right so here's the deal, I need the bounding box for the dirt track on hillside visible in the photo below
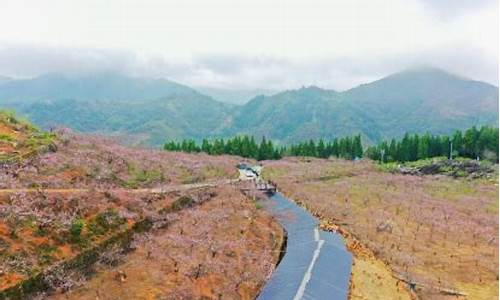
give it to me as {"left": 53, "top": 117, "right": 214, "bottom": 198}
{"left": 0, "top": 179, "right": 239, "bottom": 195}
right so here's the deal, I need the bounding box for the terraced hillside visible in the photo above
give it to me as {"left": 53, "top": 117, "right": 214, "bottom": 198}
{"left": 0, "top": 112, "right": 284, "bottom": 299}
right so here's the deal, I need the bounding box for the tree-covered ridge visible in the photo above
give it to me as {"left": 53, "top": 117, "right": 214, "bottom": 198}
{"left": 226, "top": 68, "right": 498, "bottom": 144}
{"left": 0, "top": 68, "right": 497, "bottom": 146}
{"left": 164, "top": 126, "right": 498, "bottom": 163}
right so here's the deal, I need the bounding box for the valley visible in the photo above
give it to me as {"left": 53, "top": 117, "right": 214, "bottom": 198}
{"left": 0, "top": 68, "right": 497, "bottom": 146}
{"left": 0, "top": 67, "right": 498, "bottom": 300}
{"left": 0, "top": 0, "right": 498, "bottom": 299}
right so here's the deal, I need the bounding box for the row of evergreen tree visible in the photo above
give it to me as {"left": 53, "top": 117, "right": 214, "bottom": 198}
{"left": 163, "top": 136, "right": 282, "bottom": 160}
{"left": 365, "top": 126, "right": 498, "bottom": 162}
{"left": 163, "top": 126, "right": 498, "bottom": 162}
{"left": 164, "top": 134, "right": 363, "bottom": 161}
{"left": 287, "top": 135, "right": 363, "bottom": 159}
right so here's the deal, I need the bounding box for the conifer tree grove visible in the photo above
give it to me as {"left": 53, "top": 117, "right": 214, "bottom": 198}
{"left": 164, "top": 126, "right": 498, "bottom": 162}
{"left": 364, "top": 126, "right": 498, "bottom": 163}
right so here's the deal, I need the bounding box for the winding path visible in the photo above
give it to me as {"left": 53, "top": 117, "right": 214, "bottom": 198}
{"left": 258, "top": 192, "right": 353, "bottom": 300}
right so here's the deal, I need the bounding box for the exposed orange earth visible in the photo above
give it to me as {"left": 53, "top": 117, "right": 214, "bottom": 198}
{"left": 49, "top": 186, "right": 284, "bottom": 300}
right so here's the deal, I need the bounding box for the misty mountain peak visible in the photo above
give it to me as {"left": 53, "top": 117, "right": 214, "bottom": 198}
{"left": 0, "top": 67, "right": 496, "bottom": 145}
{"left": 393, "top": 66, "right": 467, "bottom": 81}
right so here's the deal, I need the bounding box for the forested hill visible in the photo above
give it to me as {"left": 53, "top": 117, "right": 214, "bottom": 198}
{"left": 227, "top": 68, "right": 498, "bottom": 144}
{"left": 0, "top": 72, "right": 198, "bottom": 103}
{"left": 0, "top": 72, "right": 232, "bottom": 145}
{"left": 0, "top": 68, "right": 497, "bottom": 146}
{"left": 342, "top": 68, "right": 499, "bottom": 140}
{"left": 224, "top": 86, "right": 381, "bottom": 143}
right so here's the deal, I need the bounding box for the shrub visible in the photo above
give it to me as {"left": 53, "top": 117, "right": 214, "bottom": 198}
{"left": 88, "top": 210, "right": 126, "bottom": 236}
{"left": 70, "top": 219, "right": 85, "bottom": 242}
{"left": 171, "top": 196, "right": 195, "bottom": 212}
{"left": 0, "top": 134, "right": 15, "bottom": 141}
{"left": 36, "top": 244, "right": 57, "bottom": 265}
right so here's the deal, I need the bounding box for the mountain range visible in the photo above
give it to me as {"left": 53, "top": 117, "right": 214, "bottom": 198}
{"left": 0, "top": 68, "right": 497, "bottom": 146}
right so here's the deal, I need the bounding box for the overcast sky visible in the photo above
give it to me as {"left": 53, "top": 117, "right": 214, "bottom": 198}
{"left": 0, "top": 0, "right": 497, "bottom": 90}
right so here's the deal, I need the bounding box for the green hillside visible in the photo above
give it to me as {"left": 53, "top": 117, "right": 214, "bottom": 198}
{"left": 228, "top": 67, "right": 498, "bottom": 144}
{"left": 21, "top": 96, "right": 230, "bottom": 146}
{"left": 0, "top": 68, "right": 497, "bottom": 146}
{"left": 343, "top": 67, "right": 499, "bottom": 139}
{"left": 0, "top": 73, "right": 231, "bottom": 145}
{"left": 225, "top": 86, "right": 382, "bottom": 143}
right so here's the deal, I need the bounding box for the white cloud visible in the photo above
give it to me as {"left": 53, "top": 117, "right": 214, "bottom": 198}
{"left": 0, "top": 0, "right": 497, "bottom": 89}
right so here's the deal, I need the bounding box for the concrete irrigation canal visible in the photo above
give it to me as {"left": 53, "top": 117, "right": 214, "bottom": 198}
{"left": 257, "top": 192, "right": 353, "bottom": 300}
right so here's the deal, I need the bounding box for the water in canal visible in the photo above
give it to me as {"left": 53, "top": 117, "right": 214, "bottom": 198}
{"left": 258, "top": 192, "right": 353, "bottom": 300}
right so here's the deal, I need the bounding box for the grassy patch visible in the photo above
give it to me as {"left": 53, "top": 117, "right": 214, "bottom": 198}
{"left": 121, "top": 163, "right": 164, "bottom": 188}
{"left": 261, "top": 167, "right": 286, "bottom": 180}
{"left": 485, "top": 200, "right": 499, "bottom": 214}
{"left": 0, "top": 110, "right": 37, "bottom": 131}
{"left": 200, "top": 165, "right": 228, "bottom": 180}
{"left": 0, "top": 110, "right": 57, "bottom": 163}
{"left": 0, "top": 134, "right": 15, "bottom": 142}
{"left": 178, "top": 167, "right": 200, "bottom": 184}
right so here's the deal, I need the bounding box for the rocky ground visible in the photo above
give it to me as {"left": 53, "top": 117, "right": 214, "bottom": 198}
{"left": 383, "top": 157, "right": 497, "bottom": 179}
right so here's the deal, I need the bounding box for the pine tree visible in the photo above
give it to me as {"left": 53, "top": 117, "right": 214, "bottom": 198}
{"left": 353, "top": 135, "right": 363, "bottom": 159}
{"left": 388, "top": 139, "right": 397, "bottom": 162}
{"left": 317, "top": 139, "right": 327, "bottom": 158}
{"left": 417, "top": 133, "right": 430, "bottom": 160}
{"left": 163, "top": 126, "right": 498, "bottom": 163}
